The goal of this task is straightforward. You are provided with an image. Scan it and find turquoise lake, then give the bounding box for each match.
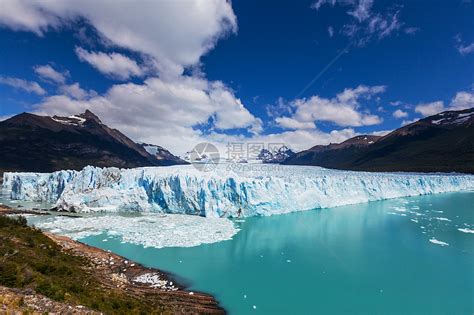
[77,192,474,315]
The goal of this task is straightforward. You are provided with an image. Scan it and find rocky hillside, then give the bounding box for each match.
[0,110,186,173]
[284,108,474,173]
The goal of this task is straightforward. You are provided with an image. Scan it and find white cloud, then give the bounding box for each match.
[276,85,384,129]
[450,91,474,110]
[0,114,13,121]
[457,43,474,55]
[414,91,474,117]
[0,0,237,77]
[392,109,408,119]
[370,129,391,136]
[390,100,402,106]
[34,64,68,84]
[0,76,46,95]
[455,35,474,55]
[327,26,334,37]
[58,83,93,100]
[34,75,262,154]
[0,0,61,35]
[404,27,419,35]
[415,101,445,117]
[75,47,143,80]
[208,128,359,153]
[33,77,390,154]
[312,0,408,46]
[401,118,419,126]
[275,117,316,130]
[348,0,373,22]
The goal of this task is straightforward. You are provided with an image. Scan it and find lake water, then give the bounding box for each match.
[76,192,474,314]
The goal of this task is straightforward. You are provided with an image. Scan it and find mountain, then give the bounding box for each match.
[284,108,474,173]
[140,143,187,165]
[257,145,295,163]
[0,110,186,173]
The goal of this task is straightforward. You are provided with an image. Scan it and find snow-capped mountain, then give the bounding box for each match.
[0,110,185,172]
[285,107,474,173]
[141,143,187,165]
[257,145,295,163]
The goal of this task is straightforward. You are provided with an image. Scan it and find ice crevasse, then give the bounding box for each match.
[3,165,474,217]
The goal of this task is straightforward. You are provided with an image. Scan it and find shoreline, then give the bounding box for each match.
[0,204,226,314]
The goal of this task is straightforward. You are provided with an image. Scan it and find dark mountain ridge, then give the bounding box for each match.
[284,108,474,173]
[0,110,186,173]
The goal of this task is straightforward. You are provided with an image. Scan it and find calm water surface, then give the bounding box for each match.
[79,192,474,315]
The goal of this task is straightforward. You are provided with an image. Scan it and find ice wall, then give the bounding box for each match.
[3,165,474,217]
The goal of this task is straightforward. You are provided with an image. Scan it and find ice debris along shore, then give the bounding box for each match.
[31,213,238,248]
[4,164,474,217]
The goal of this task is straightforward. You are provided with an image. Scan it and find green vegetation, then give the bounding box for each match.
[0,215,162,314]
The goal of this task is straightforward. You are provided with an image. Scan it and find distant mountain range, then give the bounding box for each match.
[0,110,187,173]
[257,146,295,163]
[284,108,474,173]
[2,108,472,174]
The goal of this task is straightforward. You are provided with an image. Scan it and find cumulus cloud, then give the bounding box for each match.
[275,85,384,129]
[75,47,143,80]
[392,109,408,119]
[0,0,237,77]
[450,91,474,110]
[58,82,94,100]
[208,128,359,153]
[275,117,316,130]
[415,91,474,117]
[34,75,263,154]
[312,0,410,46]
[414,101,445,117]
[0,76,46,95]
[33,64,68,84]
[32,76,387,153]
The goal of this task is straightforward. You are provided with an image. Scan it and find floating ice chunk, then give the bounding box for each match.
[434,217,451,222]
[390,206,407,212]
[458,228,474,234]
[388,212,407,216]
[32,213,239,249]
[429,238,449,246]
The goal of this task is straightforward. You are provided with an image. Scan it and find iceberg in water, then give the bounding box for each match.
[31,213,238,248]
[3,164,474,217]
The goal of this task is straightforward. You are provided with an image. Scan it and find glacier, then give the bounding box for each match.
[3,164,474,217]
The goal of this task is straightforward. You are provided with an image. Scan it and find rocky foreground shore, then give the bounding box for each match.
[0,204,225,314]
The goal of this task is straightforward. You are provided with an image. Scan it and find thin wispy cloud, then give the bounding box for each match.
[0,76,46,95]
[312,0,415,46]
[75,47,144,80]
[34,64,69,84]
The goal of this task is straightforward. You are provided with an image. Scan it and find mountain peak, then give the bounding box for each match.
[78,109,102,124]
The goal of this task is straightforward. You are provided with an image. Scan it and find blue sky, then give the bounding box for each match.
[0,0,473,154]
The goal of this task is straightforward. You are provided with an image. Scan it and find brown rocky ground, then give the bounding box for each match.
[0,204,225,314]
